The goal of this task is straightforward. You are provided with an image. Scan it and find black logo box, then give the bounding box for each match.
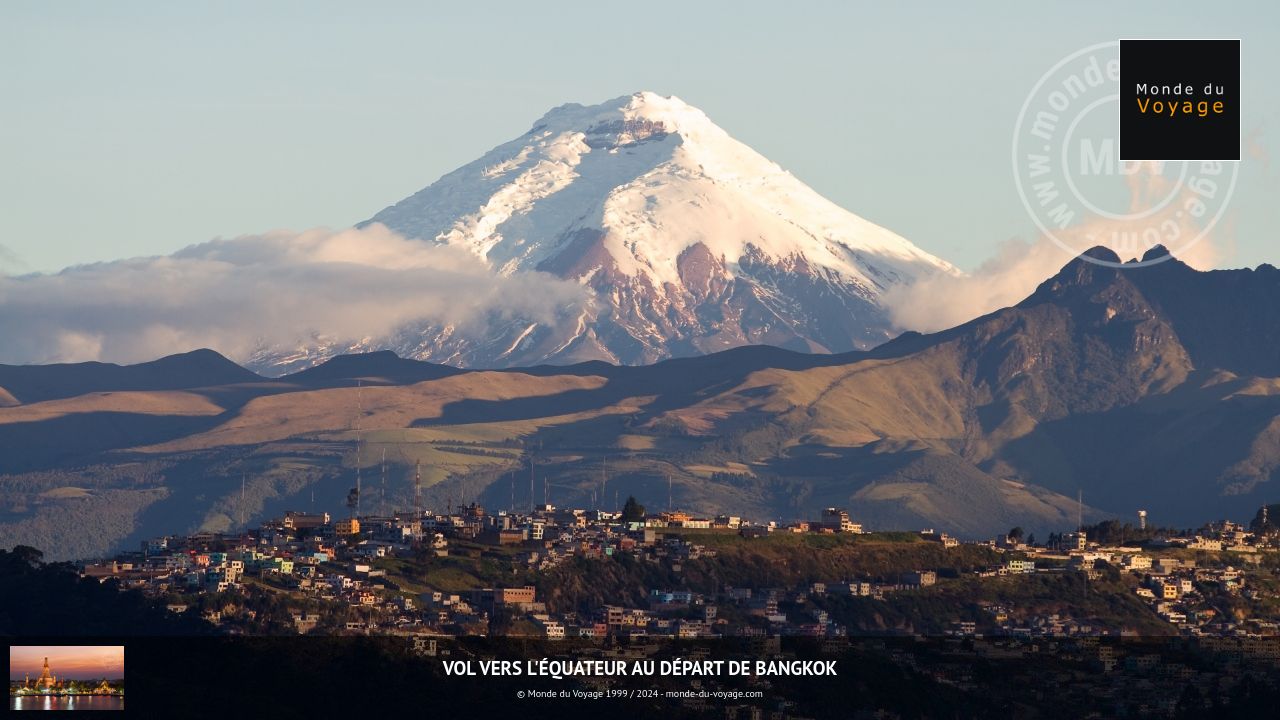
[1119,39,1240,161]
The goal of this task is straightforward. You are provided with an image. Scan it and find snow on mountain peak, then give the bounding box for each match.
[534,91,714,139]
[367,91,955,290]
[244,92,968,372]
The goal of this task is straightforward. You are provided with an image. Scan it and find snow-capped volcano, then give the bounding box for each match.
[256,92,956,372]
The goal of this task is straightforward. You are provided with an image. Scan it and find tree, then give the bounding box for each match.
[9,545,44,568]
[1026,533,1037,546]
[621,496,646,523]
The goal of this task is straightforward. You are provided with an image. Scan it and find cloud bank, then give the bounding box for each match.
[885,164,1232,334]
[0,224,587,366]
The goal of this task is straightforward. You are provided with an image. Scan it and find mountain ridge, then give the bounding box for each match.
[4,248,1280,559]
[0,349,261,405]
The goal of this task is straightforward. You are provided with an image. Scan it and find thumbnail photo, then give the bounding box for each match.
[9,646,124,711]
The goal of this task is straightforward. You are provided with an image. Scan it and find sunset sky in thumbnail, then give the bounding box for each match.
[9,646,124,681]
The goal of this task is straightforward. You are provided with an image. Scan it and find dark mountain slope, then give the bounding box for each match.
[0,349,261,404]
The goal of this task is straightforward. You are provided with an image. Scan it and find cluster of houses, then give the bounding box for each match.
[75,503,917,637]
[968,520,1280,638]
[76,500,1280,640]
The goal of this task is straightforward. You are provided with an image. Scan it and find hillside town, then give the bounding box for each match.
[73,498,1280,646]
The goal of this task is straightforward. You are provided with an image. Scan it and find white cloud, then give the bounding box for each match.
[0,224,588,365]
[882,237,1070,333]
[885,164,1232,334]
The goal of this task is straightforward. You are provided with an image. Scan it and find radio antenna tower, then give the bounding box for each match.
[1077,489,1083,531]
[380,448,387,518]
[240,472,246,528]
[354,380,363,518]
[413,459,422,520]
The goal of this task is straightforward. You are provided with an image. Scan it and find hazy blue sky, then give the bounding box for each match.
[2,1,1277,273]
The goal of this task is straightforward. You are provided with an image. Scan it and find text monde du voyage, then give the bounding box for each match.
[1135,82,1228,118]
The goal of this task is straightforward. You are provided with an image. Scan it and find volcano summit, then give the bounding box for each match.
[252,92,956,373]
